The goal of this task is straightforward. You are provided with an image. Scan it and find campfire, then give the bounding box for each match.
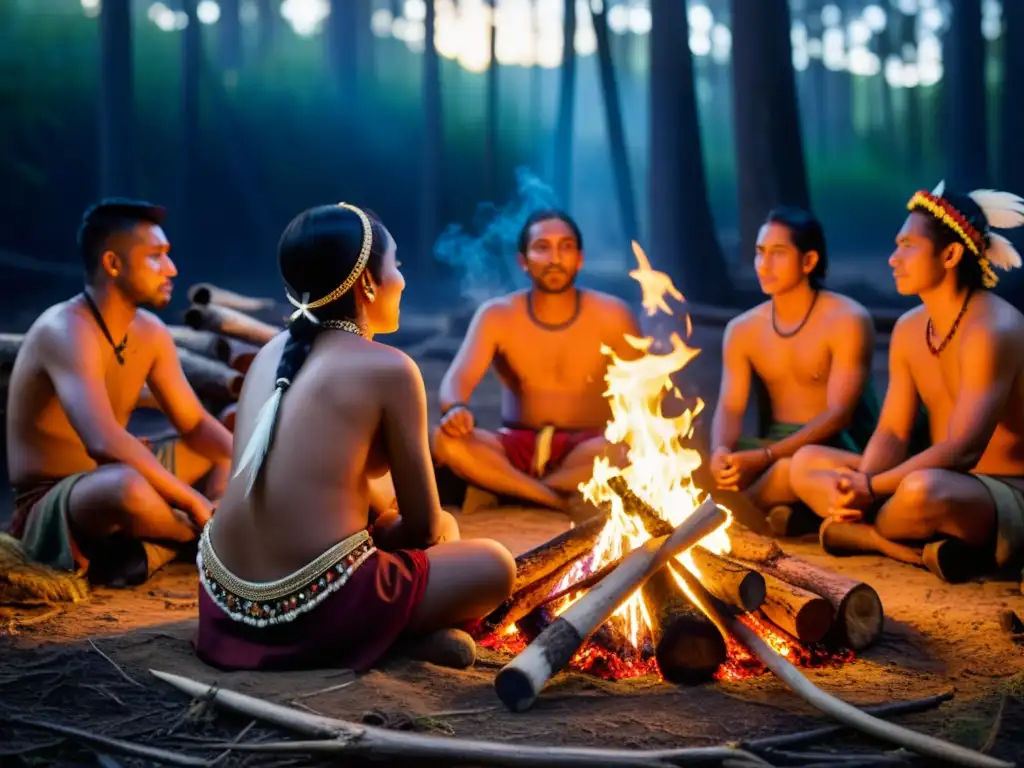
[471,243,880,693]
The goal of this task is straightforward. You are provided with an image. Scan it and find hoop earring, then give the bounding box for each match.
[363,280,376,302]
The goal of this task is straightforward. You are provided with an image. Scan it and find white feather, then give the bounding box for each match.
[985,232,1023,272]
[968,189,1024,230]
[931,179,946,197]
[233,386,285,497]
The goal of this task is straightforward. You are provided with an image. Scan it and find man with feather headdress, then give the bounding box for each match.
[788,182,1024,585]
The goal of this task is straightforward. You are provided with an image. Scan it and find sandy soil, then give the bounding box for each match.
[2,322,1024,765]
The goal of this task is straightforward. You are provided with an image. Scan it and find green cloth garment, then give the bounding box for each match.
[737,375,883,454]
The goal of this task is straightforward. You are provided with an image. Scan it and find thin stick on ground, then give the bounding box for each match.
[743,691,954,751]
[151,668,771,767]
[0,715,209,767]
[212,719,256,765]
[290,679,355,701]
[88,639,142,688]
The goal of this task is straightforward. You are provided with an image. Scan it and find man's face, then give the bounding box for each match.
[519,218,582,294]
[888,213,951,296]
[105,223,177,308]
[753,222,812,296]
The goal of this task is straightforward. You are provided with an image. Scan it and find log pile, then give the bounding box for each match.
[481,476,885,700]
[0,285,282,430]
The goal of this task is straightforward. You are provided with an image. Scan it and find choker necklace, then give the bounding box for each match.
[527,289,582,332]
[81,290,128,365]
[322,319,367,338]
[926,290,973,356]
[772,290,819,338]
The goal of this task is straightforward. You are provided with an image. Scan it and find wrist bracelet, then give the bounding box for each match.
[764,446,775,462]
[866,474,877,502]
[442,402,470,417]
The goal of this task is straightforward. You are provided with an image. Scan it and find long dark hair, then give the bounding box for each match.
[234,203,390,494]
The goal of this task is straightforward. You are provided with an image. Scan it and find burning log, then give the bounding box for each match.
[494,496,725,712]
[511,513,608,593]
[725,524,883,651]
[605,477,763,613]
[689,548,764,613]
[177,348,244,405]
[758,569,834,644]
[645,567,726,685]
[184,304,280,347]
[482,555,585,635]
[167,326,232,363]
[187,283,277,314]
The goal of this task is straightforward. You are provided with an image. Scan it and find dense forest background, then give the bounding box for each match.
[1,0,1021,329]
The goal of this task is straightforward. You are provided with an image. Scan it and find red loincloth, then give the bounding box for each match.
[498,426,604,477]
[194,547,431,672]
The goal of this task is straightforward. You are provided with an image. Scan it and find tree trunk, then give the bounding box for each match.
[553,0,577,206]
[730,0,811,265]
[899,10,924,174]
[180,0,202,248]
[944,0,989,190]
[483,0,500,202]
[1001,0,1024,192]
[326,0,359,111]
[218,0,242,71]
[592,1,639,244]
[256,0,277,60]
[98,0,134,195]
[419,0,443,282]
[649,0,734,303]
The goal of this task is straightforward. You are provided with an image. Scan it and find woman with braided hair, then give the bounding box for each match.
[194,203,515,670]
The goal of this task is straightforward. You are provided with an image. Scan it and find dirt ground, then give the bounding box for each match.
[2,322,1024,765]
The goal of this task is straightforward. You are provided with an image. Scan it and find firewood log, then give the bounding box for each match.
[177,348,244,405]
[511,513,608,593]
[184,304,280,347]
[187,283,277,313]
[605,477,763,613]
[226,338,259,374]
[0,333,22,366]
[646,567,726,685]
[481,555,585,635]
[758,569,834,643]
[167,326,232,363]
[494,496,725,712]
[725,524,883,650]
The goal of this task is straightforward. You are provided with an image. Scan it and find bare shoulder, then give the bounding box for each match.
[584,289,638,328]
[30,301,97,356]
[967,293,1024,353]
[724,302,769,342]
[469,291,520,330]
[364,342,425,391]
[889,305,927,352]
[819,290,872,324]
[133,308,175,347]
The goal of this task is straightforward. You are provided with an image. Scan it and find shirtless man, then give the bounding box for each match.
[432,209,641,511]
[6,198,232,585]
[709,207,878,530]
[790,182,1024,583]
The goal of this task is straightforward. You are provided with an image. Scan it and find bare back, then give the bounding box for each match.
[894,296,1024,478]
[487,289,639,429]
[210,332,436,581]
[728,291,873,425]
[7,301,162,487]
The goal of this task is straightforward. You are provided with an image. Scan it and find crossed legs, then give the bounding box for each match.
[789,445,998,565]
[432,428,614,511]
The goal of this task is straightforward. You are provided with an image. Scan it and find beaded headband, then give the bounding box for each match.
[906,180,1024,288]
[286,202,374,324]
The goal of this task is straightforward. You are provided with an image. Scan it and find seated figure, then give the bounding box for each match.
[708,207,878,532]
[5,199,232,586]
[789,182,1024,584]
[194,202,515,671]
[432,209,641,511]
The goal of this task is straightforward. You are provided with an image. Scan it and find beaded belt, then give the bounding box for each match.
[198,526,376,628]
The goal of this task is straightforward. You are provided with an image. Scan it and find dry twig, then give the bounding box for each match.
[88,639,142,688]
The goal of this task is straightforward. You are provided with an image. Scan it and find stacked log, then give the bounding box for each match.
[605,476,884,653]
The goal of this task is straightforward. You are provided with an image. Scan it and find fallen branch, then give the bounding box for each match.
[187,283,277,314]
[0,714,209,766]
[742,691,953,750]
[152,669,767,766]
[88,638,142,687]
[675,568,1011,768]
[494,496,726,712]
[184,304,280,347]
